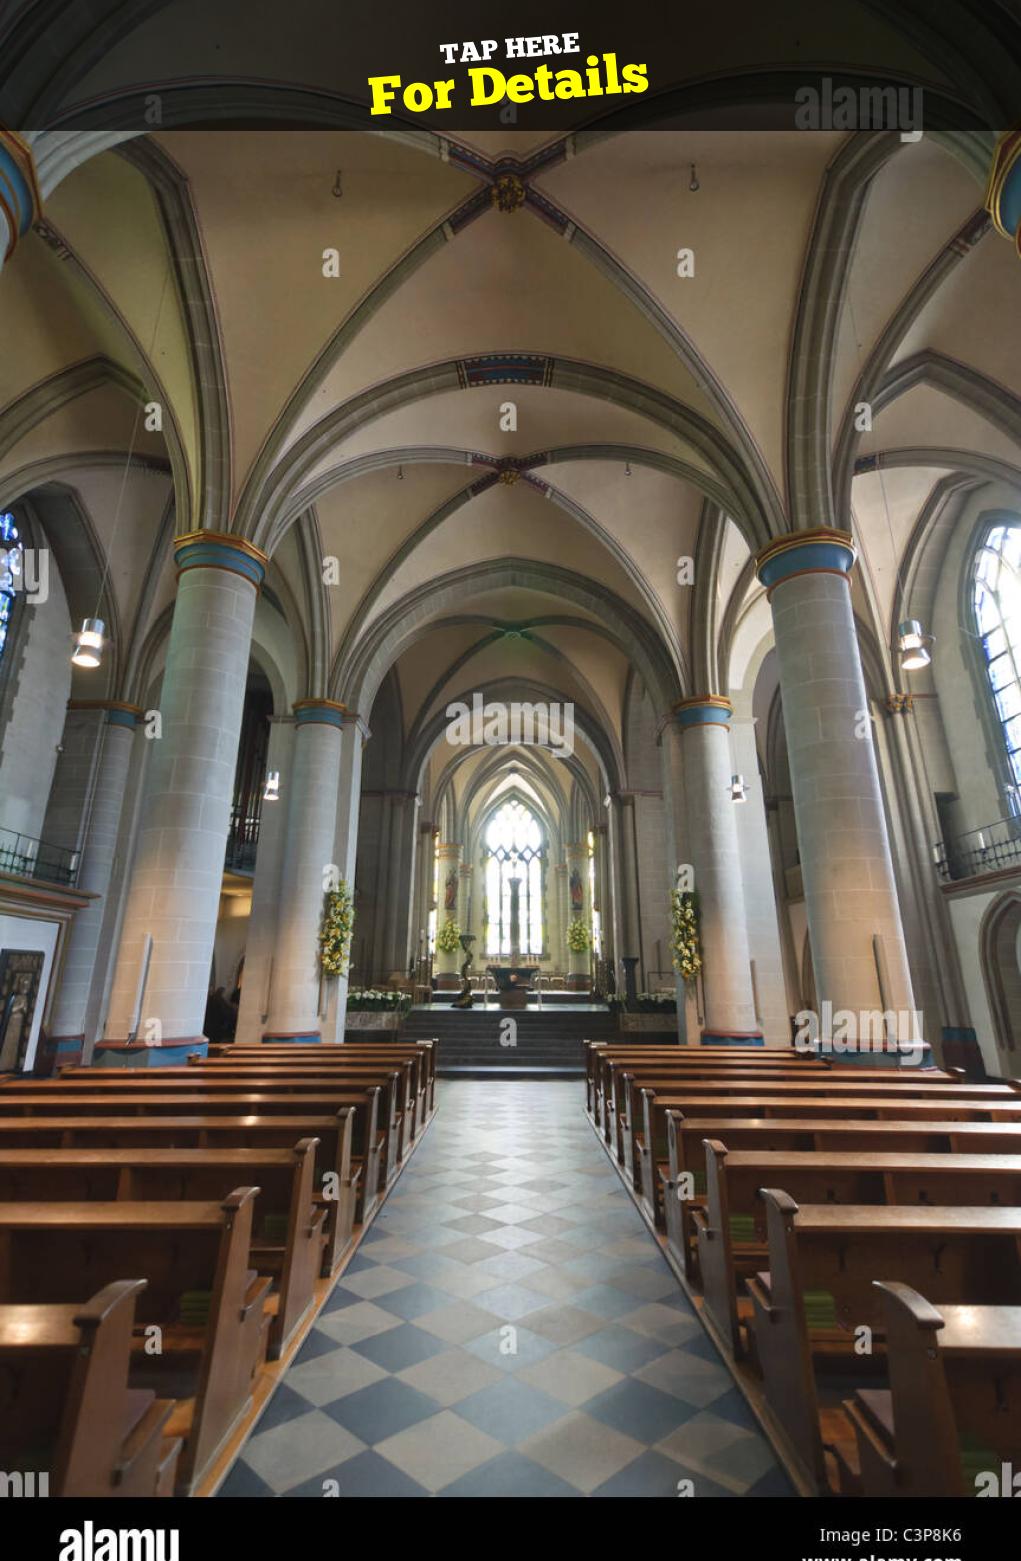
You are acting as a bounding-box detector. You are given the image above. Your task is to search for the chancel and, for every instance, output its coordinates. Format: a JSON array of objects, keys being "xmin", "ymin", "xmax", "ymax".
[{"xmin": 1, "ymin": 40, "xmax": 1021, "ymax": 1508}]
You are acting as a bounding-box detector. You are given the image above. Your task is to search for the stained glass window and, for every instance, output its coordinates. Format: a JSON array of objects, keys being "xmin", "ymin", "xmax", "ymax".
[
  {"xmin": 974, "ymin": 522, "xmax": 1021, "ymax": 806},
  {"xmin": 0, "ymin": 513, "xmax": 23, "ymax": 667},
  {"xmin": 484, "ymin": 800, "xmax": 544, "ymax": 957}
]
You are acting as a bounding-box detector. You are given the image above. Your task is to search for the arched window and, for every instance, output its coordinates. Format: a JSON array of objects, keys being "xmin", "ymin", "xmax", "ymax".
[
  {"xmin": 0, "ymin": 513, "xmax": 24, "ymax": 668},
  {"xmin": 974, "ymin": 522, "xmax": 1021, "ymax": 809},
  {"xmin": 484, "ymin": 799, "xmax": 544, "ymax": 957}
]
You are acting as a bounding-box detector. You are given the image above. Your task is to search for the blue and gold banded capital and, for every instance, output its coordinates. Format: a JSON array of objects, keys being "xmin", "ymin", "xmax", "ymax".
[
  {"xmin": 174, "ymin": 530, "xmax": 268, "ymax": 588},
  {"xmin": 67, "ymin": 699, "xmax": 145, "ymax": 729},
  {"xmin": 755, "ymin": 527, "xmax": 856, "ymax": 592},
  {"xmin": 293, "ymin": 698, "xmax": 352, "ymax": 729},
  {"xmin": 0, "ymin": 131, "xmax": 41, "ymax": 259},
  {"xmin": 673, "ymin": 694, "xmax": 733, "ymax": 729}
]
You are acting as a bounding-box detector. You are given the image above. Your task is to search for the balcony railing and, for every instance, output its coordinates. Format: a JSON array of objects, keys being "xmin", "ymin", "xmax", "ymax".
[
  {"xmin": 0, "ymin": 827, "xmax": 80, "ymax": 887},
  {"xmin": 224, "ymin": 807, "xmax": 261, "ymax": 874},
  {"xmin": 933, "ymin": 816, "xmax": 1021, "ymax": 882}
]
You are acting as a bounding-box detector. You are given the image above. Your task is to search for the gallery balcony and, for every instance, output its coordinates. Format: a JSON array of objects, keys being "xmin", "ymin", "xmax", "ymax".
[
  {"xmin": 0, "ymin": 826, "xmax": 80, "ymax": 888},
  {"xmin": 933, "ymin": 816, "xmax": 1021, "ymax": 883}
]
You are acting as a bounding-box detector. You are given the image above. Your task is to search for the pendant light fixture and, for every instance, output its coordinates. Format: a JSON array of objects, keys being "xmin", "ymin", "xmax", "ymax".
[
  {"xmin": 71, "ymin": 617, "xmax": 106, "ymax": 668},
  {"xmin": 897, "ymin": 619, "xmax": 933, "ymax": 671}
]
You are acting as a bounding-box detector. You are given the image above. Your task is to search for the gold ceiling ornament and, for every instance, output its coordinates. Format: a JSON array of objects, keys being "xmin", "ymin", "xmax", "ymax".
[
  {"xmin": 498, "ymin": 468, "xmax": 520, "ymax": 485},
  {"xmin": 490, "ymin": 173, "xmax": 526, "ymax": 213},
  {"xmin": 985, "ymin": 130, "xmax": 1021, "ymax": 256}
]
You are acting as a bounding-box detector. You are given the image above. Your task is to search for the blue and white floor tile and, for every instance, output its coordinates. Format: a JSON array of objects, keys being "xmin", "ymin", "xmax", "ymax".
[{"xmin": 220, "ymin": 1082, "xmax": 791, "ymax": 1498}]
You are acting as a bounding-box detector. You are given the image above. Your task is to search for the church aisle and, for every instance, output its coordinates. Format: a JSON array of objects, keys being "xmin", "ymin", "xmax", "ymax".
[{"xmin": 220, "ymin": 1082, "xmax": 791, "ymax": 1498}]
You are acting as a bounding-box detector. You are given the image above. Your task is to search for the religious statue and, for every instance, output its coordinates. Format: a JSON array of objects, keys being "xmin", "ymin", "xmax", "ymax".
[
  {"xmin": 444, "ymin": 868, "xmax": 458, "ymax": 912},
  {"xmin": 569, "ymin": 867, "xmax": 583, "ymax": 914},
  {"xmin": 451, "ymin": 932, "xmax": 476, "ymax": 1009},
  {"xmin": 0, "ymin": 965, "xmax": 38, "ymax": 1073}
]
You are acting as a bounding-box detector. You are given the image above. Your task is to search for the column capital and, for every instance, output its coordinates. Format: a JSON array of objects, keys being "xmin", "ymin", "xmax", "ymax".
[
  {"xmin": 67, "ymin": 699, "xmax": 145, "ymax": 728},
  {"xmin": 755, "ymin": 528, "xmax": 856, "ymax": 594},
  {"xmin": 174, "ymin": 530, "xmax": 268, "ymax": 588},
  {"xmin": 0, "ymin": 131, "xmax": 42, "ymax": 259},
  {"xmin": 672, "ymin": 695, "xmax": 733, "ymax": 729},
  {"xmin": 436, "ymin": 841, "xmax": 460, "ymax": 859},
  {"xmin": 292, "ymin": 697, "xmax": 351, "ymax": 729}
]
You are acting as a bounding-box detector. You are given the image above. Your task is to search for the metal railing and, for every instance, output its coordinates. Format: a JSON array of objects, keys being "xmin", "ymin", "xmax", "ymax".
[
  {"xmin": 224, "ymin": 807, "xmax": 261, "ymax": 874},
  {"xmin": 933, "ymin": 816, "xmax": 1021, "ymax": 882},
  {"xmin": 0, "ymin": 826, "xmax": 79, "ymax": 887}
]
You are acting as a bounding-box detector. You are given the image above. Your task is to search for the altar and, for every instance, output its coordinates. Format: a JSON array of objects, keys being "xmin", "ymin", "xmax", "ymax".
[{"xmin": 486, "ymin": 965, "xmax": 539, "ymax": 1010}]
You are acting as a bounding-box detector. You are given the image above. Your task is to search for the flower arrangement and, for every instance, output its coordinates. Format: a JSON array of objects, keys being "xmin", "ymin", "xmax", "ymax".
[
  {"xmin": 319, "ymin": 882, "xmax": 354, "ymax": 977},
  {"xmin": 347, "ymin": 989, "xmax": 412, "ymax": 1013},
  {"xmin": 671, "ymin": 889, "xmax": 702, "ymax": 984},
  {"xmin": 436, "ymin": 917, "xmax": 462, "ymax": 955},
  {"xmin": 566, "ymin": 918, "xmax": 592, "ymax": 954}
]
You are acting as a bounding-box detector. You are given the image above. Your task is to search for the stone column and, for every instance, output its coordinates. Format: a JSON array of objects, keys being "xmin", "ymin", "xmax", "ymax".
[
  {"xmin": 235, "ymin": 716, "xmax": 295, "ymax": 1043},
  {"xmin": 104, "ymin": 532, "xmax": 267, "ymax": 1049},
  {"xmin": 565, "ymin": 840, "xmax": 591, "ymax": 991},
  {"xmin": 674, "ymin": 696, "xmax": 761, "ymax": 1043},
  {"xmin": 755, "ymin": 530, "xmax": 918, "ymax": 1042},
  {"xmin": 729, "ymin": 710, "xmax": 792, "ymax": 1046},
  {"xmin": 321, "ymin": 710, "xmax": 368, "ymax": 1040},
  {"xmin": 553, "ymin": 861, "xmax": 569, "ymax": 973},
  {"xmin": 412, "ymin": 820, "xmax": 436, "ymax": 983},
  {"xmin": 457, "ymin": 861, "xmax": 473, "ymax": 937},
  {"xmin": 48, "ymin": 702, "xmax": 143, "ymax": 1063},
  {"xmin": 433, "ymin": 841, "xmax": 461, "ymax": 989},
  {"xmin": 381, "ymin": 793, "xmax": 419, "ymax": 978},
  {"xmin": 262, "ymin": 701, "xmax": 344, "ymax": 1039}
]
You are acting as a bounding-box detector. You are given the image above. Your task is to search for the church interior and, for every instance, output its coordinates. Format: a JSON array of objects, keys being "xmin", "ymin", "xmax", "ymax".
[{"xmin": 0, "ymin": 104, "xmax": 1020, "ymax": 1503}]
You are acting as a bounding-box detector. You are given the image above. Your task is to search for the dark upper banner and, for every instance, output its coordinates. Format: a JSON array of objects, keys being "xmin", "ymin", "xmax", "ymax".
[{"xmin": 1, "ymin": 0, "xmax": 1020, "ymax": 133}]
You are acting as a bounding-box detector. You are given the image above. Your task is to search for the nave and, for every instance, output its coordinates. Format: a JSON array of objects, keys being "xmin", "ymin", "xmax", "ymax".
[{"xmin": 220, "ymin": 1081, "xmax": 786, "ymax": 1498}]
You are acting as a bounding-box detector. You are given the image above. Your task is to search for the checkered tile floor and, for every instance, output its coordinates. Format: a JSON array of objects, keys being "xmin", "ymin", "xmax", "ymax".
[{"xmin": 220, "ymin": 1082, "xmax": 792, "ymax": 1497}]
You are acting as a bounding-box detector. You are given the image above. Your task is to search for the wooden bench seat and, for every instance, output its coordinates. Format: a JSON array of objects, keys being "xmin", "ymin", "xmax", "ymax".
[
  {"xmin": 191, "ymin": 1053, "xmax": 433, "ymax": 1128},
  {"xmin": 0, "ymin": 1110, "xmax": 362, "ymax": 1256},
  {"xmin": 748, "ymin": 1193, "xmax": 1021, "ymax": 1492},
  {"xmin": 7, "ymin": 1073, "xmax": 406, "ymax": 1184},
  {"xmin": 845, "ymin": 1281, "xmax": 1021, "ymax": 1497},
  {"xmin": 0, "ymin": 1191, "xmax": 272, "ymax": 1496},
  {"xmin": 694, "ymin": 1143, "xmax": 1021, "ymax": 1358},
  {"xmin": 207, "ymin": 1040, "xmax": 437, "ymax": 1114},
  {"xmin": 634, "ymin": 1090, "xmax": 1021, "ymax": 1215},
  {"xmin": 0, "ymin": 1279, "xmax": 180, "ymax": 1496},
  {"xmin": 0, "ymin": 1086, "xmax": 386, "ymax": 1206},
  {"xmin": 0, "ymin": 1143, "xmax": 327, "ymax": 1359}
]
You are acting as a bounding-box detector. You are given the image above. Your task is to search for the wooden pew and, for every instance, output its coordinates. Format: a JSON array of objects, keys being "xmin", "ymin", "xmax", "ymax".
[
  {"xmin": 208, "ymin": 1040, "xmax": 438, "ymax": 1116},
  {"xmin": 193, "ymin": 1050, "xmax": 434, "ymax": 1130},
  {"xmin": 663, "ymin": 1115, "xmax": 1021, "ymax": 1291},
  {"xmin": 0, "ymin": 1088, "xmax": 386, "ymax": 1215},
  {"xmin": 845, "ymin": 1281, "xmax": 1021, "ymax": 1497},
  {"xmin": 695, "ymin": 1143, "xmax": 1021, "ymax": 1358},
  {"xmin": 11, "ymin": 1071, "xmax": 407, "ymax": 1182},
  {"xmin": 601, "ymin": 1058, "xmax": 863, "ymax": 1150},
  {"xmin": 622, "ymin": 1073, "xmax": 1000, "ymax": 1186},
  {"xmin": 588, "ymin": 1045, "xmax": 834, "ymax": 1125},
  {"xmin": 635, "ymin": 1088, "xmax": 1021, "ymax": 1217},
  {"xmin": 747, "ymin": 1192, "xmax": 1021, "ymax": 1492},
  {"xmin": 0, "ymin": 1190, "xmax": 272, "ymax": 1496},
  {"xmin": 0, "ymin": 1108, "xmax": 365, "ymax": 1251},
  {"xmin": 0, "ymin": 1144, "xmax": 326, "ymax": 1360},
  {"xmin": 0, "ymin": 1280, "xmax": 180, "ymax": 1496}
]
